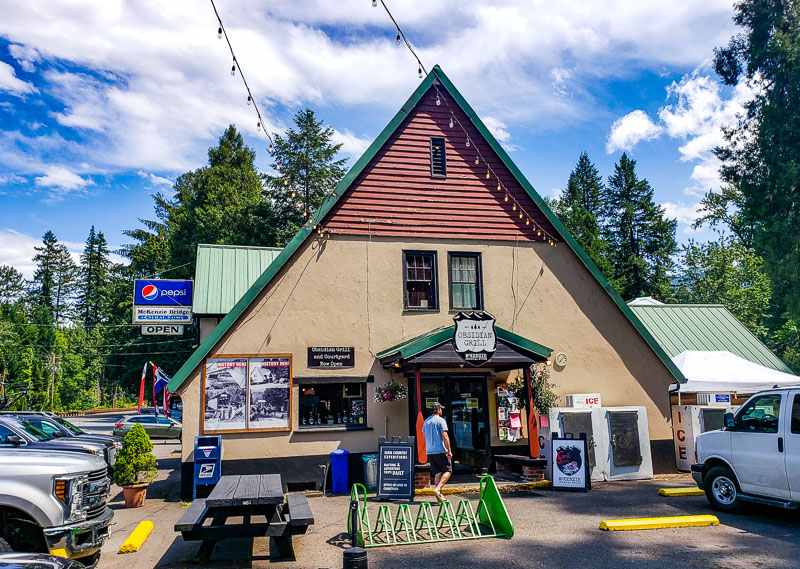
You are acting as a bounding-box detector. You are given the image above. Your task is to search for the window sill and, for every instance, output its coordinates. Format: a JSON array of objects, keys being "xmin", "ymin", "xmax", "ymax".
[
  {"xmin": 295, "ymin": 425, "xmax": 372, "ymax": 433},
  {"xmin": 448, "ymin": 308, "xmax": 483, "ymax": 314},
  {"xmin": 403, "ymin": 308, "xmax": 440, "ymax": 314}
]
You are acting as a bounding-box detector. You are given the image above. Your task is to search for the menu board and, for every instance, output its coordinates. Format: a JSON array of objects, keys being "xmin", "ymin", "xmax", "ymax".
[{"xmin": 376, "ymin": 437, "xmax": 415, "ymax": 501}]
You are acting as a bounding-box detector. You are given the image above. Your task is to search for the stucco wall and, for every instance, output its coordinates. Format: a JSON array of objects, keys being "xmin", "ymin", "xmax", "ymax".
[{"xmin": 178, "ymin": 232, "xmax": 676, "ymax": 462}]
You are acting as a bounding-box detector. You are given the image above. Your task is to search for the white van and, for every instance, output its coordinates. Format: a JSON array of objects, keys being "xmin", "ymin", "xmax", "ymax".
[{"xmin": 692, "ymin": 387, "xmax": 800, "ymax": 512}]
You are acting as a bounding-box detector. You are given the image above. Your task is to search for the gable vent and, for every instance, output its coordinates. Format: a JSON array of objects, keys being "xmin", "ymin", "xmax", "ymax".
[{"xmin": 430, "ymin": 137, "xmax": 447, "ymax": 177}]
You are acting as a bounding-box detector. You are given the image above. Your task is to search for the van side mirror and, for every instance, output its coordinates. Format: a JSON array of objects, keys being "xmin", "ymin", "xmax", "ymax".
[
  {"xmin": 6, "ymin": 434, "xmax": 23, "ymax": 445},
  {"xmin": 724, "ymin": 413, "xmax": 735, "ymax": 430}
]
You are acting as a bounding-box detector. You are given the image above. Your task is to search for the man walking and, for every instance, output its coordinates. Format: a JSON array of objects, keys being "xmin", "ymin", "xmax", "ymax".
[{"xmin": 422, "ymin": 402, "xmax": 452, "ymax": 502}]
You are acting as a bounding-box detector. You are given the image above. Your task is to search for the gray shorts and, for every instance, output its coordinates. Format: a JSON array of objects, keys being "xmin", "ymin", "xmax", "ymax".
[{"xmin": 429, "ymin": 453, "xmax": 452, "ymax": 476}]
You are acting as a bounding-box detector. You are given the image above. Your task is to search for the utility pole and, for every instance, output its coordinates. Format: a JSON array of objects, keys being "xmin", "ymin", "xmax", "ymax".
[{"xmin": 50, "ymin": 354, "xmax": 57, "ymax": 412}]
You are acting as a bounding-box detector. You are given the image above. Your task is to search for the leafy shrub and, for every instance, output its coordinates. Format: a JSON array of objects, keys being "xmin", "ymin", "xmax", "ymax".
[
  {"xmin": 508, "ymin": 364, "xmax": 559, "ymax": 415},
  {"xmin": 112, "ymin": 423, "xmax": 158, "ymax": 486}
]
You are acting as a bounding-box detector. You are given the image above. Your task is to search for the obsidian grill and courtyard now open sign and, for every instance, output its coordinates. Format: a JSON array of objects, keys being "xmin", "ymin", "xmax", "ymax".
[
  {"xmin": 307, "ymin": 347, "xmax": 355, "ymax": 368},
  {"xmin": 453, "ymin": 311, "xmax": 497, "ymax": 366}
]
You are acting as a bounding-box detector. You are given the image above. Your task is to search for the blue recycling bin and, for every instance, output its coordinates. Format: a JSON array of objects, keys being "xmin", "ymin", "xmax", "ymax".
[
  {"xmin": 193, "ymin": 435, "xmax": 222, "ymax": 499},
  {"xmin": 330, "ymin": 449, "xmax": 350, "ymax": 494}
]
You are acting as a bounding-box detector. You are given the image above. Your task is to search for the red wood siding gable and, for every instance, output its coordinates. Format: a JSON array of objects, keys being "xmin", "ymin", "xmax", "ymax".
[{"xmin": 323, "ymin": 86, "xmax": 559, "ymax": 242}]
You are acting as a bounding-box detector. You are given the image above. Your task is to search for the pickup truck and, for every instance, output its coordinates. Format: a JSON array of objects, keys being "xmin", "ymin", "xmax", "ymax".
[
  {"xmin": 0, "ymin": 449, "xmax": 113, "ymax": 568},
  {"xmin": 692, "ymin": 386, "xmax": 800, "ymax": 512}
]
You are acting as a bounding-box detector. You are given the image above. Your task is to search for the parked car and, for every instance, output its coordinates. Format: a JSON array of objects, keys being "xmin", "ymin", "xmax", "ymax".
[
  {"xmin": 0, "ymin": 418, "xmax": 112, "ymax": 470},
  {"xmin": 0, "ymin": 552, "xmax": 86, "ymax": 569},
  {"xmin": 692, "ymin": 386, "xmax": 800, "ymax": 512},
  {"xmin": 1, "ymin": 411, "xmax": 123, "ymax": 450},
  {"xmin": 4, "ymin": 415, "xmax": 119, "ymax": 472},
  {"xmin": 113, "ymin": 415, "xmax": 181, "ymax": 440},
  {"xmin": 0, "ymin": 449, "xmax": 112, "ymax": 568}
]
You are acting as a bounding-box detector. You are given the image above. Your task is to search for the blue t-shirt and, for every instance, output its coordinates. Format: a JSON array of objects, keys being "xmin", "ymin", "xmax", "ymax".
[{"xmin": 423, "ymin": 414, "xmax": 448, "ymax": 455}]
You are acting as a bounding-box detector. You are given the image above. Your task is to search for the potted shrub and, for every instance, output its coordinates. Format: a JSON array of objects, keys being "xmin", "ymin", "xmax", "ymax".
[{"xmin": 113, "ymin": 423, "xmax": 158, "ymax": 508}]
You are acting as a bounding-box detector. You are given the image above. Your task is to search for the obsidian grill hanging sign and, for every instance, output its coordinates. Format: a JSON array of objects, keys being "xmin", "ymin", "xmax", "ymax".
[{"xmin": 452, "ymin": 311, "xmax": 497, "ymax": 366}]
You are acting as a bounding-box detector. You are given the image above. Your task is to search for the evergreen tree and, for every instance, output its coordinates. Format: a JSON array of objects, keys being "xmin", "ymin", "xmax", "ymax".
[
  {"xmin": 0, "ymin": 265, "xmax": 25, "ymax": 304},
  {"xmin": 676, "ymin": 237, "xmax": 771, "ymax": 338},
  {"xmin": 78, "ymin": 226, "xmax": 112, "ymax": 328},
  {"xmin": 703, "ymin": 0, "xmax": 800, "ymax": 320},
  {"xmin": 31, "ymin": 231, "xmax": 58, "ymax": 313},
  {"xmin": 265, "ymin": 108, "xmax": 348, "ymax": 245},
  {"xmin": 554, "ymin": 152, "xmax": 612, "ymax": 276},
  {"xmin": 602, "ymin": 153, "xmax": 678, "ymax": 301}
]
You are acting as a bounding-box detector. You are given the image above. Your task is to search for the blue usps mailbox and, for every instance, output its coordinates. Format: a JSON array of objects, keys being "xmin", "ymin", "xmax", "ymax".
[{"xmin": 193, "ymin": 435, "xmax": 222, "ymax": 499}]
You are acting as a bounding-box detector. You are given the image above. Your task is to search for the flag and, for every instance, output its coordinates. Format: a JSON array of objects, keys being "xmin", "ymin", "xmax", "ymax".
[
  {"xmin": 138, "ymin": 362, "xmax": 148, "ymax": 412},
  {"xmin": 153, "ymin": 365, "xmax": 171, "ymax": 393}
]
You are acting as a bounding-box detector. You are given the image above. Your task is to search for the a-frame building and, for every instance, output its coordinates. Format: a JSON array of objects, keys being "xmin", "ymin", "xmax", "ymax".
[{"xmin": 169, "ymin": 66, "xmax": 682, "ymax": 496}]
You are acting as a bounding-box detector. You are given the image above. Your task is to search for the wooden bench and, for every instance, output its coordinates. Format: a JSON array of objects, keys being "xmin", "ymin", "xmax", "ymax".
[
  {"xmin": 174, "ymin": 474, "xmax": 314, "ymax": 561},
  {"xmin": 494, "ymin": 455, "xmax": 548, "ymax": 481}
]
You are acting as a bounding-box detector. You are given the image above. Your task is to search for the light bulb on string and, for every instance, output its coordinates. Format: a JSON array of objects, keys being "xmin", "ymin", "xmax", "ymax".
[
  {"xmin": 303, "ymin": 210, "xmax": 308, "ymax": 217},
  {"xmin": 526, "ymin": 218, "xmax": 531, "ymax": 226},
  {"xmin": 283, "ymin": 178, "xmax": 288, "ymax": 186},
  {"xmin": 513, "ymin": 203, "xmax": 518, "ymax": 212},
  {"xmin": 217, "ymin": 27, "xmax": 223, "ymax": 39},
  {"xmin": 475, "ymin": 156, "xmax": 479, "ymax": 165},
  {"xmin": 372, "ymin": 0, "xmax": 377, "ymax": 6},
  {"xmin": 276, "ymin": 162, "xmax": 281, "ymax": 171},
  {"xmin": 519, "ymin": 211, "xmax": 524, "ymax": 219},
  {"xmin": 466, "ymin": 138, "xmax": 470, "ymax": 148},
  {"xmin": 269, "ymin": 143, "xmax": 273, "ymax": 153},
  {"xmin": 435, "ymin": 93, "xmax": 441, "ymax": 106},
  {"xmin": 486, "ymin": 169, "xmax": 491, "ymax": 180},
  {"xmin": 231, "ymin": 63, "xmax": 236, "ymax": 76},
  {"xmin": 290, "ymin": 190, "xmax": 296, "ymax": 198},
  {"xmin": 503, "ymin": 192, "xmax": 508, "ymax": 201},
  {"xmin": 449, "ymin": 115, "xmax": 454, "ymax": 128},
  {"xmin": 418, "ymin": 65, "xmax": 423, "ymax": 78},
  {"xmin": 257, "ymin": 121, "xmax": 261, "ymax": 131},
  {"xmin": 537, "ymin": 230, "xmax": 542, "ymax": 237},
  {"xmin": 247, "ymin": 95, "xmax": 252, "ymax": 105}
]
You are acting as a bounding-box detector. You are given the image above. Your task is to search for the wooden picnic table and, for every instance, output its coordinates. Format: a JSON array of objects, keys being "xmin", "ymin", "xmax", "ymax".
[{"xmin": 175, "ymin": 474, "xmax": 314, "ymax": 561}]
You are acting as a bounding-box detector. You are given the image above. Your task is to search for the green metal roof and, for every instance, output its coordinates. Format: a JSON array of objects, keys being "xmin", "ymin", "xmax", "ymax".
[
  {"xmin": 168, "ymin": 65, "xmax": 685, "ymax": 393},
  {"xmin": 376, "ymin": 325, "xmax": 552, "ymax": 364},
  {"xmin": 629, "ymin": 304, "xmax": 791, "ymax": 373},
  {"xmin": 193, "ymin": 244, "xmax": 283, "ymax": 315}
]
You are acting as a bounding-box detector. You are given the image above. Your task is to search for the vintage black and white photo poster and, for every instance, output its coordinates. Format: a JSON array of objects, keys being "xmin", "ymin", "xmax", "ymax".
[
  {"xmin": 248, "ymin": 356, "xmax": 292, "ymax": 430},
  {"xmin": 203, "ymin": 358, "xmax": 248, "ymax": 432}
]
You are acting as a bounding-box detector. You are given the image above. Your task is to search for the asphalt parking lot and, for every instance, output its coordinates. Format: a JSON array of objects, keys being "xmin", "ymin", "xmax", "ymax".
[{"xmin": 93, "ymin": 444, "xmax": 800, "ymax": 569}]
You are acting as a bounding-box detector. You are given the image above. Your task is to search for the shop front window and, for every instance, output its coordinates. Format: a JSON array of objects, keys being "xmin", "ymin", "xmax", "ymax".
[
  {"xmin": 298, "ymin": 382, "xmax": 367, "ymax": 428},
  {"xmin": 404, "ymin": 251, "xmax": 438, "ymax": 310}
]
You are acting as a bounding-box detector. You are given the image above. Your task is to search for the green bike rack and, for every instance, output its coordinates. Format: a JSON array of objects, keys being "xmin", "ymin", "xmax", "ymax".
[{"xmin": 348, "ymin": 475, "xmax": 514, "ymax": 548}]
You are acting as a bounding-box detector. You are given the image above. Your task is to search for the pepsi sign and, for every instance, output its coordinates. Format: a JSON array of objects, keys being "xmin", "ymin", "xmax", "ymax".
[{"xmin": 134, "ymin": 280, "xmax": 193, "ymax": 306}]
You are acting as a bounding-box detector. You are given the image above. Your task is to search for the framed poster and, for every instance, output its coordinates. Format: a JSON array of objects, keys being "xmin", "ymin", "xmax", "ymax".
[
  {"xmin": 248, "ymin": 356, "xmax": 291, "ymax": 430},
  {"xmin": 551, "ymin": 434, "xmax": 590, "ymax": 492},
  {"xmin": 202, "ymin": 354, "xmax": 292, "ymax": 433}
]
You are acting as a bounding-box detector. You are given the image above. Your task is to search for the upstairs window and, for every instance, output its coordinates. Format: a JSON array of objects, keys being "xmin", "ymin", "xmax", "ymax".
[
  {"xmin": 404, "ymin": 251, "xmax": 438, "ymax": 310},
  {"xmin": 449, "ymin": 253, "xmax": 482, "ymax": 310},
  {"xmin": 430, "ymin": 137, "xmax": 446, "ymax": 177}
]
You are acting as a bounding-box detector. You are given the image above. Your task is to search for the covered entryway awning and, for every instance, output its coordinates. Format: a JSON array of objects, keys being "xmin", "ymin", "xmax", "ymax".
[
  {"xmin": 376, "ymin": 325, "xmax": 552, "ymax": 371},
  {"xmin": 377, "ymin": 325, "xmax": 552, "ymax": 466}
]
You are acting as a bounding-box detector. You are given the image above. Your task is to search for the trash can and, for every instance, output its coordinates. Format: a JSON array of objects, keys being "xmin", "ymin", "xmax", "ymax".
[
  {"xmin": 362, "ymin": 454, "xmax": 378, "ymax": 491},
  {"xmin": 193, "ymin": 435, "xmax": 222, "ymax": 499},
  {"xmin": 330, "ymin": 449, "xmax": 350, "ymax": 494}
]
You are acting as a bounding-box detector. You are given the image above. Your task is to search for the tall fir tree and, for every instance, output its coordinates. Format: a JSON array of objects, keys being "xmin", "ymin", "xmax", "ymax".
[
  {"xmin": 264, "ymin": 108, "xmax": 348, "ymax": 245},
  {"xmin": 700, "ymin": 0, "xmax": 800, "ymax": 322},
  {"xmin": 78, "ymin": 226, "xmax": 112, "ymax": 328},
  {"xmin": 31, "ymin": 230, "xmax": 58, "ymax": 313},
  {"xmin": 0, "ymin": 265, "xmax": 25, "ymax": 304},
  {"xmin": 602, "ymin": 153, "xmax": 678, "ymax": 301},
  {"xmin": 554, "ymin": 152, "xmax": 612, "ymax": 277}
]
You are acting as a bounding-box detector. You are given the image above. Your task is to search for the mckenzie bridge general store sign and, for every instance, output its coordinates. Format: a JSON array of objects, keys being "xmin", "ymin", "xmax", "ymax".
[{"xmin": 452, "ymin": 311, "xmax": 497, "ymax": 366}]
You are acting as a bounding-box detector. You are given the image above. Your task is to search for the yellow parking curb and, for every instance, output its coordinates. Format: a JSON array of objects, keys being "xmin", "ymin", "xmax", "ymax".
[
  {"xmin": 658, "ymin": 487, "xmax": 705, "ymax": 497},
  {"xmin": 599, "ymin": 515, "xmax": 719, "ymax": 531},
  {"xmin": 415, "ymin": 480, "xmax": 551, "ymax": 496},
  {"xmin": 118, "ymin": 520, "xmax": 154, "ymax": 553}
]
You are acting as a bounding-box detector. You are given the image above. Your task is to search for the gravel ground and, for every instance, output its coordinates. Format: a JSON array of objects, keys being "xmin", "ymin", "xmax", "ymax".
[{"xmin": 96, "ymin": 461, "xmax": 800, "ymax": 569}]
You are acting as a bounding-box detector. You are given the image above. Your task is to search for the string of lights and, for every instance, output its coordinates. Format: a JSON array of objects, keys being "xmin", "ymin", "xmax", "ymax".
[
  {"xmin": 373, "ymin": 0, "xmax": 559, "ymax": 246},
  {"xmin": 210, "ymin": 0, "xmax": 320, "ymax": 234}
]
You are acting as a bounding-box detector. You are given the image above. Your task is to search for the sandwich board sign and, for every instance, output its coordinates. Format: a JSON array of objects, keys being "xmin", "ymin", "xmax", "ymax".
[
  {"xmin": 376, "ymin": 436, "xmax": 415, "ymax": 501},
  {"xmin": 551, "ymin": 433, "xmax": 590, "ymax": 492}
]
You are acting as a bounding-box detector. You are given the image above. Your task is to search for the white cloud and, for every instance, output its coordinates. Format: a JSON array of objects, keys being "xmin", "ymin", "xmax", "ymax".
[
  {"xmin": 330, "ymin": 129, "xmax": 373, "ymax": 158},
  {"xmin": 34, "ymin": 166, "xmax": 92, "ymax": 200},
  {"xmin": 0, "ymin": 0, "xmax": 739, "ymax": 182},
  {"xmin": 9, "ymin": 43, "xmax": 40, "ymax": 73},
  {"xmin": 606, "ymin": 110, "xmax": 663, "ymax": 153},
  {"xmin": 137, "ymin": 170, "xmax": 174, "ymax": 188},
  {"xmin": 0, "ymin": 61, "xmax": 36, "ymax": 96},
  {"xmin": 662, "ymin": 201, "xmax": 703, "ymax": 234}
]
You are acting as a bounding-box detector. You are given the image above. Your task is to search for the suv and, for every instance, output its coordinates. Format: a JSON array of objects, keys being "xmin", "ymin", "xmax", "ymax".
[
  {"xmin": 692, "ymin": 387, "xmax": 800, "ymax": 512},
  {"xmin": 0, "ymin": 417, "xmax": 114, "ymax": 471},
  {"xmin": 0, "ymin": 449, "xmax": 112, "ymax": 568}
]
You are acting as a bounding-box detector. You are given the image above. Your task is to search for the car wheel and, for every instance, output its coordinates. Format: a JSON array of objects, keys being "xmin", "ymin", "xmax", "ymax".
[
  {"xmin": 0, "ymin": 536, "xmax": 13, "ymax": 552},
  {"xmin": 704, "ymin": 465, "xmax": 743, "ymax": 513}
]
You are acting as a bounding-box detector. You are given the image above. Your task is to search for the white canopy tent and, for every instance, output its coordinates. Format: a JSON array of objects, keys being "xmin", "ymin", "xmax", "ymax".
[{"xmin": 671, "ymin": 350, "xmax": 799, "ymax": 394}]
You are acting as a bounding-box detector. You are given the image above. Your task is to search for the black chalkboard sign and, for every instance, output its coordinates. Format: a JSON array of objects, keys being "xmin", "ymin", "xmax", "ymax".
[{"xmin": 376, "ymin": 436, "xmax": 415, "ymax": 501}]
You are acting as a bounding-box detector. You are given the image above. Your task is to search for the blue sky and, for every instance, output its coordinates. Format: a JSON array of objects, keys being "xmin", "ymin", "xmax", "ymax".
[{"xmin": 0, "ymin": 0, "xmax": 748, "ymax": 277}]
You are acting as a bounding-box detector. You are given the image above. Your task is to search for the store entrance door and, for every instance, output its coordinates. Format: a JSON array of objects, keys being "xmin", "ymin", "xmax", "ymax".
[{"xmin": 419, "ymin": 375, "xmax": 489, "ymax": 472}]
